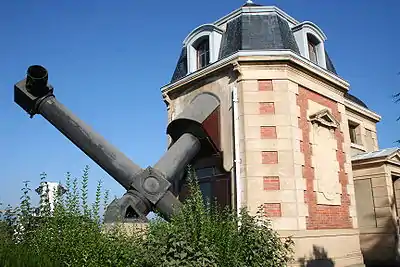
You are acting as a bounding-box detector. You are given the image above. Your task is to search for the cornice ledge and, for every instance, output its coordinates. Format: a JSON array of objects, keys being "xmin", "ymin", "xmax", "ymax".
[
  {"xmin": 344, "ymin": 99, "xmax": 381, "ymax": 122},
  {"xmin": 286, "ymin": 65, "xmax": 345, "ymax": 100},
  {"xmin": 235, "ymin": 52, "xmax": 349, "ymax": 89},
  {"xmin": 351, "ymin": 157, "xmax": 386, "ymax": 166},
  {"xmin": 387, "ymin": 159, "xmax": 400, "ymax": 167},
  {"xmin": 161, "ymin": 50, "xmax": 349, "ymax": 94},
  {"xmin": 352, "ymin": 157, "xmax": 400, "ymax": 168}
]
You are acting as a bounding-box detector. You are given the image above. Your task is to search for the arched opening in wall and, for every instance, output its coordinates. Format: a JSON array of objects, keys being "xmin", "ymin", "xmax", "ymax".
[
  {"xmin": 178, "ymin": 155, "xmax": 232, "ymax": 210},
  {"xmin": 194, "ymin": 36, "xmax": 210, "ymax": 70},
  {"xmin": 168, "ymin": 93, "xmax": 228, "ymax": 209},
  {"xmin": 307, "ymin": 33, "xmax": 320, "ymax": 64},
  {"xmin": 125, "ymin": 205, "xmax": 139, "ymax": 220}
]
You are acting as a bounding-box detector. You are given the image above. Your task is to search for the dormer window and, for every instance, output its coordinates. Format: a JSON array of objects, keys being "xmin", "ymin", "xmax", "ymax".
[
  {"xmin": 183, "ymin": 24, "xmax": 223, "ymax": 74},
  {"xmin": 292, "ymin": 21, "xmax": 327, "ymax": 69},
  {"xmin": 196, "ymin": 37, "xmax": 210, "ymax": 69}
]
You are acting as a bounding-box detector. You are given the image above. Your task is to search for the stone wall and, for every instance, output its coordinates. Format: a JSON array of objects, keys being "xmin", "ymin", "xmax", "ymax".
[
  {"xmin": 353, "ymin": 163, "xmax": 398, "ymax": 264},
  {"xmin": 237, "ymin": 63, "xmax": 364, "ymax": 266},
  {"xmin": 297, "ymin": 86, "xmax": 352, "ymax": 230},
  {"xmin": 238, "ymin": 77, "xmax": 306, "ymax": 230}
]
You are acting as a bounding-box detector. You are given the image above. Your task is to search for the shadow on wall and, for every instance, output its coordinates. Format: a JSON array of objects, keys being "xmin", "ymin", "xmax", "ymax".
[
  {"xmin": 298, "ymin": 245, "xmax": 335, "ymax": 267},
  {"xmin": 361, "ymin": 195, "xmax": 399, "ymax": 267}
]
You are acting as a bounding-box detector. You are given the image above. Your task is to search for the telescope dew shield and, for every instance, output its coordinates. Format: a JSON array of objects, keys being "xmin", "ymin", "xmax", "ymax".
[
  {"xmin": 26, "ymin": 65, "xmax": 50, "ymax": 97},
  {"xmin": 14, "ymin": 65, "xmax": 54, "ymax": 116}
]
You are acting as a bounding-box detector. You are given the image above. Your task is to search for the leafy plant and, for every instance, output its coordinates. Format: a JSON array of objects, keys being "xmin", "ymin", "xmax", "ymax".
[
  {"xmin": 0, "ymin": 166, "xmax": 294, "ymax": 267},
  {"xmin": 143, "ymin": 166, "xmax": 294, "ymax": 267}
]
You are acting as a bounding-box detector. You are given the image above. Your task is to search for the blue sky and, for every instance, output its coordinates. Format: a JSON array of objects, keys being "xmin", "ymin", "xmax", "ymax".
[{"xmin": 0, "ymin": 0, "xmax": 398, "ymax": 208}]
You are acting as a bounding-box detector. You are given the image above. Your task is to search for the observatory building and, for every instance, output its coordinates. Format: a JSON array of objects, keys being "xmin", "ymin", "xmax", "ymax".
[{"xmin": 161, "ymin": 2, "xmax": 400, "ymax": 266}]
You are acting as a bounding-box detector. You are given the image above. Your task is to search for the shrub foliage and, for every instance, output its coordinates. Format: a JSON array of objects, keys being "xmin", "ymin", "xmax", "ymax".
[{"xmin": 0, "ymin": 166, "xmax": 293, "ymax": 267}]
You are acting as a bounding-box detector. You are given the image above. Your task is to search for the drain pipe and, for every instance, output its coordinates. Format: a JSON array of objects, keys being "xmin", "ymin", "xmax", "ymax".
[{"xmin": 232, "ymin": 86, "xmax": 242, "ymax": 218}]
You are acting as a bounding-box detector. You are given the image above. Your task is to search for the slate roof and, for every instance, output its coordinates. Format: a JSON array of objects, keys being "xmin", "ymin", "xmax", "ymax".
[
  {"xmin": 171, "ymin": 48, "xmax": 188, "ymax": 84},
  {"xmin": 218, "ymin": 14, "xmax": 301, "ymax": 59},
  {"xmin": 170, "ymin": 4, "xmax": 369, "ymax": 110},
  {"xmin": 351, "ymin": 148, "xmax": 399, "ymax": 161},
  {"xmin": 171, "ymin": 5, "xmax": 337, "ymax": 84}
]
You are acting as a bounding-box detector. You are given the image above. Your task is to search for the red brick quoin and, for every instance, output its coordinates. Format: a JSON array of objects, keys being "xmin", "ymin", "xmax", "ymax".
[
  {"xmin": 297, "ymin": 86, "xmax": 352, "ymax": 230},
  {"xmin": 263, "ymin": 176, "xmax": 280, "ymax": 190},
  {"xmin": 260, "ymin": 126, "xmax": 277, "ymax": 139},
  {"xmin": 263, "ymin": 203, "xmax": 281, "ymax": 217},
  {"xmin": 258, "ymin": 80, "xmax": 273, "ymax": 91},
  {"xmin": 259, "ymin": 102, "xmax": 275, "ymax": 114},
  {"xmin": 262, "ymin": 151, "xmax": 278, "ymax": 164}
]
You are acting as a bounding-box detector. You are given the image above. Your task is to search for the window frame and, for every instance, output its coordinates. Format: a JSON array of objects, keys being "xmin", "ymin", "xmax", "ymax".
[
  {"xmin": 195, "ymin": 38, "xmax": 210, "ymax": 69},
  {"xmin": 307, "ymin": 33, "xmax": 320, "ymax": 65},
  {"xmin": 178, "ymin": 157, "xmax": 231, "ymax": 209},
  {"xmin": 349, "ymin": 125, "xmax": 357, "ymax": 144},
  {"xmin": 348, "ymin": 121, "xmax": 361, "ymax": 145},
  {"xmin": 308, "ymin": 40, "xmax": 318, "ymax": 64}
]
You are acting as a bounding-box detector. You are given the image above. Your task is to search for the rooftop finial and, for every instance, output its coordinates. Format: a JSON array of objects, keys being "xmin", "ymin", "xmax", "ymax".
[{"xmin": 246, "ymin": 0, "xmax": 254, "ymax": 3}]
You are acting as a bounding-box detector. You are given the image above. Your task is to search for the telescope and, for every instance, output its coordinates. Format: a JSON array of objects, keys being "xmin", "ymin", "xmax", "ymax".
[{"xmin": 14, "ymin": 65, "xmax": 221, "ymax": 222}]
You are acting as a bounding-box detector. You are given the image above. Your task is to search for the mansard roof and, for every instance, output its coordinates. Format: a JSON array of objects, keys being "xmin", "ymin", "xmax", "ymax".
[
  {"xmin": 169, "ymin": 3, "xmax": 368, "ymax": 111},
  {"xmin": 171, "ymin": 4, "xmax": 337, "ymax": 83},
  {"xmin": 217, "ymin": 12, "xmax": 301, "ymax": 60}
]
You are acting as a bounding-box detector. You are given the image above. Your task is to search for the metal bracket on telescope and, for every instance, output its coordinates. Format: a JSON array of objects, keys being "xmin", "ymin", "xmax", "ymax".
[
  {"xmin": 14, "ymin": 65, "xmax": 54, "ymax": 118},
  {"xmin": 13, "ymin": 65, "xmax": 220, "ymax": 222}
]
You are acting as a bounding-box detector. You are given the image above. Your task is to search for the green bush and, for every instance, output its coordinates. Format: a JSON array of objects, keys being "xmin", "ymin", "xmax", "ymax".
[{"xmin": 0, "ymin": 166, "xmax": 294, "ymax": 267}]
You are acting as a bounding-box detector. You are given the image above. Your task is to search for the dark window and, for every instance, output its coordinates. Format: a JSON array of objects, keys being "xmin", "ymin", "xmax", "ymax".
[
  {"xmin": 195, "ymin": 175, "xmax": 230, "ymax": 208},
  {"xmin": 179, "ymin": 162, "xmax": 231, "ymax": 209},
  {"xmin": 196, "ymin": 38, "xmax": 210, "ymax": 69},
  {"xmin": 196, "ymin": 167, "xmax": 214, "ymax": 179},
  {"xmin": 196, "ymin": 166, "xmax": 223, "ymax": 179},
  {"xmin": 125, "ymin": 206, "xmax": 139, "ymax": 220},
  {"xmin": 199, "ymin": 182, "xmax": 212, "ymax": 203},
  {"xmin": 307, "ymin": 34, "xmax": 319, "ymax": 64}
]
